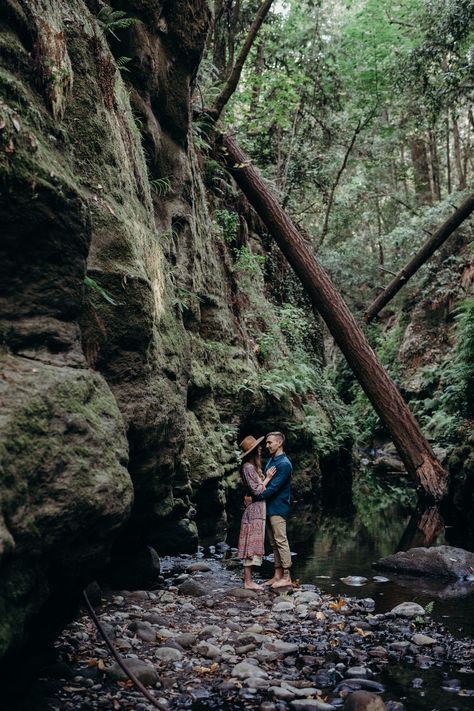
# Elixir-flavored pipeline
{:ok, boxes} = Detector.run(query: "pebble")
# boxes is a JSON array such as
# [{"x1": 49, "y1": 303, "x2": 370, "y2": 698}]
[
  {"x1": 273, "y1": 600, "x2": 295, "y2": 612},
  {"x1": 232, "y1": 661, "x2": 268, "y2": 679},
  {"x1": 155, "y1": 646, "x2": 183, "y2": 661},
  {"x1": 187, "y1": 562, "x2": 212, "y2": 573},
  {"x1": 343, "y1": 691, "x2": 387, "y2": 709},
  {"x1": 411, "y1": 633, "x2": 436, "y2": 646},
  {"x1": 227, "y1": 587, "x2": 259, "y2": 599},
  {"x1": 291, "y1": 700, "x2": 336, "y2": 710},
  {"x1": 178, "y1": 579, "x2": 209, "y2": 597},
  {"x1": 104, "y1": 659, "x2": 158, "y2": 685},
  {"x1": 390, "y1": 602, "x2": 425, "y2": 618},
  {"x1": 340, "y1": 576, "x2": 368, "y2": 586},
  {"x1": 196, "y1": 641, "x2": 221, "y2": 659}
]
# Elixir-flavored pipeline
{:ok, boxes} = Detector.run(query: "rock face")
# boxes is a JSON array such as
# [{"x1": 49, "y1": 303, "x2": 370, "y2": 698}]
[
  {"x1": 0, "y1": 0, "x2": 351, "y2": 666},
  {"x1": 374, "y1": 545, "x2": 474, "y2": 580}
]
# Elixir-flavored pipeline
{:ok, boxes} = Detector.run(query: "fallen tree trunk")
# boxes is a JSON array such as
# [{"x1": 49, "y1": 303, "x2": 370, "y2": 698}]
[
  {"x1": 217, "y1": 131, "x2": 447, "y2": 501},
  {"x1": 365, "y1": 192, "x2": 474, "y2": 321}
]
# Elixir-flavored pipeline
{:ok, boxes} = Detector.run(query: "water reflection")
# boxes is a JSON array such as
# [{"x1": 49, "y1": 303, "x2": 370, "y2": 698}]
[{"x1": 287, "y1": 473, "x2": 474, "y2": 637}]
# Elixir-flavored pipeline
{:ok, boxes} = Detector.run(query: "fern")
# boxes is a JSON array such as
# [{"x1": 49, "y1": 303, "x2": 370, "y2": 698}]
[
  {"x1": 98, "y1": 6, "x2": 141, "y2": 41},
  {"x1": 116, "y1": 56, "x2": 132, "y2": 73},
  {"x1": 84, "y1": 276, "x2": 118, "y2": 306},
  {"x1": 150, "y1": 177, "x2": 172, "y2": 196}
]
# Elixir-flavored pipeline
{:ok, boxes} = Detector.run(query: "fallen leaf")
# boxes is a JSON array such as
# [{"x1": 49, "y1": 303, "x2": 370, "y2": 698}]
[
  {"x1": 354, "y1": 627, "x2": 373, "y2": 638},
  {"x1": 329, "y1": 598, "x2": 348, "y2": 611},
  {"x1": 5, "y1": 138, "x2": 15, "y2": 154},
  {"x1": 84, "y1": 657, "x2": 99, "y2": 666}
]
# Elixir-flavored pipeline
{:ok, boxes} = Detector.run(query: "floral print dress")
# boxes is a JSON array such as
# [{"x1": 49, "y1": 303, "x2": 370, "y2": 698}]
[{"x1": 237, "y1": 462, "x2": 266, "y2": 559}]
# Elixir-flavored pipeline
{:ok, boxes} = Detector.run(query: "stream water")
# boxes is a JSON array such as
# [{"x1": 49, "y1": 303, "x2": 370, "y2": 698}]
[{"x1": 222, "y1": 467, "x2": 474, "y2": 710}]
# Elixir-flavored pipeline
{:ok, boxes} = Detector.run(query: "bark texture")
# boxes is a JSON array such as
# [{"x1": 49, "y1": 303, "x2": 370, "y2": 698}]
[
  {"x1": 218, "y1": 132, "x2": 447, "y2": 501},
  {"x1": 365, "y1": 192, "x2": 474, "y2": 321}
]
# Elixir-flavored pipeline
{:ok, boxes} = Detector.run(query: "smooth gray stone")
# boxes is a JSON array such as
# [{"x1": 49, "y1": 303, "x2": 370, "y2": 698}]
[
  {"x1": 155, "y1": 646, "x2": 183, "y2": 661},
  {"x1": 343, "y1": 691, "x2": 387, "y2": 710},
  {"x1": 232, "y1": 661, "x2": 268, "y2": 679},
  {"x1": 389, "y1": 602, "x2": 425, "y2": 618},
  {"x1": 105, "y1": 659, "x2": 158, "y2": 685}
]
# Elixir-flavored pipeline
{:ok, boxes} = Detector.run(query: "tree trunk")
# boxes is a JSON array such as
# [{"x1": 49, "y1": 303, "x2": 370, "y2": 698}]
[
  {"x1": 249, "y1": 39, "x2": 265, "y2": 118},
  {"x1": 428, "y1": 128, "x2": 441, "y2": 201},
  {"x1": 212, "y1": 0, "x2": 227, "y2": 77},
  {"x1": 217, "y1": 132, "x2": 447, "y2": 501},
  {"x1": 213, "y1": 0, "x2": 274, "y2": 120},
  {"x1": 411, "y1": 135, "x2": 432, "y2": 205},
  {"x1": 365, "y1": 192, "x2": 474, "y2": 321},
  {"x1": 446, "y1": 114, "x2": 452, "y2": 194},
  {"x1": 452, "y1": 114, "x2": 466, "y2": 190}
]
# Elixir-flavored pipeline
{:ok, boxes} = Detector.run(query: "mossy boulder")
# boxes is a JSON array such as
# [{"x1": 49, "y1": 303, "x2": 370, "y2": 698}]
[{"x1": 0, "y1": 353, "x2": 132, "y2": 660}]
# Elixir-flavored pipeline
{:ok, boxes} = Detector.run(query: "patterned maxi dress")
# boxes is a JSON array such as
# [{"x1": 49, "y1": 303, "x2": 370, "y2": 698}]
[{"x1": 237, "y1": 462, "x2": 266, "y2": 560}]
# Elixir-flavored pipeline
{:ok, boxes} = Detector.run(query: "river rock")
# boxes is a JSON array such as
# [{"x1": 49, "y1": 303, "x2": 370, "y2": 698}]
[
  {"x1": 411, "y1": 634, "x2": 436, "y2": 646},
  {"x1": 232, "y1": 661, "x2": 268, "y2": 679},
  {"x1": 343, "y1": 690, "x2": 387, "y2": 710},
  {"x1": 273, "y1": 600, "x2": 295, "y2": 612},
  {"x1": 174, "y1": 633, "x2": 197, "y2": 648},
  {"x1": 340, "y1": 576, "x2": 368, "y2": 586},
  {"x1": 105, "y1": 659, "x2": 158, "y2": 685},
  {"x1": 373, "y1": 546, "x2": 474, "y2": 580},
  {"x1": 264, "y1": 639, "x2": 299, "y2": 655},
  {"x1": 291, "y1": 700, "x2": 335, "y2": 710},
  {"x1": 156, "y1": 646, "x2": 183, "y2": 661},
  {"x1": 128, "y1": 620, "x2": 156, "y2": 643},
  {"x1": 196, "y1": 641, "x2": 221, "y2": 659},
  {"x1": 178, "y1": 579, "x2": 209, "y2": 597},
  {"x1": 227, "y1": 587, "x2": 259, "y2": 599},
  {"x1": 389, "y1": 602, "x2": 425, "y2": 618},
  {"x1": 346, "y1": 666, "x2": 369, "y2": 678},
  {"x1": 186, "y1": 562, "x2": 212, "y2": 573},
  {"x1": 270, "y1": 686, "x2": 296, "y2": 701},
  {"x1": 297, "y1": 591, "x2": 322, "y2": 604}
]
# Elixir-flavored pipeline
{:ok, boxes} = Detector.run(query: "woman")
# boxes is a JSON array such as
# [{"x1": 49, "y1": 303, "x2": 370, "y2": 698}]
[{"x1": 237, "y1": 435, "x2": 276, "y2": 590}]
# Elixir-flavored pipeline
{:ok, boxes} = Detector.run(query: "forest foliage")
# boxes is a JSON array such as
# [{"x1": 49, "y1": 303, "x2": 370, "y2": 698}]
[{"x1": 195, "y1": 0, "x2": 474, "y2": 449}]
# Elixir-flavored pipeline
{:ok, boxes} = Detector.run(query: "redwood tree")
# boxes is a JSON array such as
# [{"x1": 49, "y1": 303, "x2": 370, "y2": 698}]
[
  {"x1": 217, "y1": 131, "x2": 447, "y2": 501},
  {"x1": 365, "y1": 192, "x2": 474, "y2": 321}
]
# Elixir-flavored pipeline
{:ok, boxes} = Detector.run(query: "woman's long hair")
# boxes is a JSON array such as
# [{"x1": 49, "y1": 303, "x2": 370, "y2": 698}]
[{"x1": 240, "y1": 447, "x2": 262, "y2": 481}]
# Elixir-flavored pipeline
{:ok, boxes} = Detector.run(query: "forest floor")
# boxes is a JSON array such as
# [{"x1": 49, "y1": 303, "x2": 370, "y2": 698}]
[{"x1": 17, "y1": 554, "x2": 474, "y2": 711}]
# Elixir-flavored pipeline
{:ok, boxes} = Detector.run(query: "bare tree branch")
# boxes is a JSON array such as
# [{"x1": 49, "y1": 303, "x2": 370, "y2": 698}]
[{"x1": 212, "y1": 0, "x2": 274, "y2": 120}]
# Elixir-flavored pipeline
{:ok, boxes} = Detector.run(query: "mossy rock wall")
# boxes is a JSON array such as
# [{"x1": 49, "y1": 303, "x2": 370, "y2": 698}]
[{"x1": 0, "y1": 0, "x2": 352, "y2": 663}]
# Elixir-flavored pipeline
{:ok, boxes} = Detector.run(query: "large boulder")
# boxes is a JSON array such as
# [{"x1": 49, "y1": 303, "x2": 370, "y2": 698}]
[{"x1": 374, "y1": 545, "x2": 474, "y2": 580}]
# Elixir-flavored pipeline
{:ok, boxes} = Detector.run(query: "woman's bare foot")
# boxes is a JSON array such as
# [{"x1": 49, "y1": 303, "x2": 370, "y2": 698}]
[{"x1": 244, "y1": 581, "x2": 263, "y2": 590}]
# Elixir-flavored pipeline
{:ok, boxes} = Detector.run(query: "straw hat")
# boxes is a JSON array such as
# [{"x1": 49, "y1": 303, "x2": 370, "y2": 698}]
[{"x1": 239, "y1": 435, "x2": 264, "y2": 458}]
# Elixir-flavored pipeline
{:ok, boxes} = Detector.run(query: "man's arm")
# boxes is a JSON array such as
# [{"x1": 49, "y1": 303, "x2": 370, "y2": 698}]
[{"x1": 252, "y1": 461, "x2": 292, "y2": 501}]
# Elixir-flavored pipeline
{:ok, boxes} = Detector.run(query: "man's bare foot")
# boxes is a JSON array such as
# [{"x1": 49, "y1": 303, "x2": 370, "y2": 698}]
[
  {"x1": 271, "y1": 575, "x2": 292, "y2": 589},
  {"x1": 263, "y1": 576, "x2": 281, "y2": 586},
  {"x1": 244, "y1": 581, "x2": 263, "y2": 590}
]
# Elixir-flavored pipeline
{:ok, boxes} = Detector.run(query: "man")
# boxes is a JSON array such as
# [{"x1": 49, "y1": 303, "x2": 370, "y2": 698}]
[{"x1": 246, "y1": 431, "x2": 293, "y2": 589}]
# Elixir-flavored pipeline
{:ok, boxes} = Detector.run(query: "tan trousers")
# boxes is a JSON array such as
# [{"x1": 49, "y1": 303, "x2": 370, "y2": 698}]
[
  {"x1": 267, "y1": 515, "x2": 291, "y2": 569},
  {"x1": 243, "y1": 554, "x2": 263, "y2": 567}
]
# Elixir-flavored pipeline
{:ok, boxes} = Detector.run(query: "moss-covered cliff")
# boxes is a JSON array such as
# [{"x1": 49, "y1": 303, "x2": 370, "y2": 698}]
[{"x1": 0, "y1": 0, "x2": 352, "y2": 665}]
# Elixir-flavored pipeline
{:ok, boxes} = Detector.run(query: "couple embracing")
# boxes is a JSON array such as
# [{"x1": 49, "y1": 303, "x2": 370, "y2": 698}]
[{"x1": 237, "y1": 431, "x2": 293, "y2": 590}]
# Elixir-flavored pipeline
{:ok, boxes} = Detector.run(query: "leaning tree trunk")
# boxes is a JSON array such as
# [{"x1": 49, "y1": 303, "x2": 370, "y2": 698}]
[
  {"x1": 217, "y1": 132, "x2": 447, "y2": 501},
  {"x1": 365, "y1": 192, "x2": 474, "y2": 321}
]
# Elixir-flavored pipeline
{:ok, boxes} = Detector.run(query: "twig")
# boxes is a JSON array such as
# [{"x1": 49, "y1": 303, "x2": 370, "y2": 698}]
[{"x1": 82, "y1": 590, "x2": 168, "y2": 711}]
